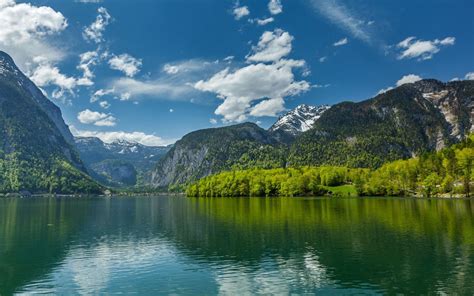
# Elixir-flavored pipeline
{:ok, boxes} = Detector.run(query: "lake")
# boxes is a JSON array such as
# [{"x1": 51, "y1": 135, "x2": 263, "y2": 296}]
[{"x1": 0, "y1": 196, "x2": 473, "y2": 295}]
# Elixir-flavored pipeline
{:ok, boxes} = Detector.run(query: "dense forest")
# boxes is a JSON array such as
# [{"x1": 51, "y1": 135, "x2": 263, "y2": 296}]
[{"x1": 187, "y1": 134, "x2": 474, "y2": 198}]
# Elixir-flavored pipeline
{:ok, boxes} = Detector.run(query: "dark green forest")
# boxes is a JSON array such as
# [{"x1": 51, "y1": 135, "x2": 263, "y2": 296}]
[{"x1": 187, "y1": 134, "x2": 474, "y2": 198}]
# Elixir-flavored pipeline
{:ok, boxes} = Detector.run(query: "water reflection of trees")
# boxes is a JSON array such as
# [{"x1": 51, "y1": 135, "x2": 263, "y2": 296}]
[{"x1": 1, "y1": 197, "x2": 473, "y2": 294}]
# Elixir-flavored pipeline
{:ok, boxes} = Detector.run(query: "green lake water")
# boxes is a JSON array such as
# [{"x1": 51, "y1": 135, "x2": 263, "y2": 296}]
[{"x1": 0, "y1": 196, "x2": 473, "y2": 295}]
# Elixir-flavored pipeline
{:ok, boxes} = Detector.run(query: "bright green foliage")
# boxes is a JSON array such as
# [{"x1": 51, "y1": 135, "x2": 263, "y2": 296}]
[
  {"x1": 187, "y1": 135, "x2": 474, "y2": 198},
  {"x1": 186, "y1": 166, "x2": 362, "y2": 197}
]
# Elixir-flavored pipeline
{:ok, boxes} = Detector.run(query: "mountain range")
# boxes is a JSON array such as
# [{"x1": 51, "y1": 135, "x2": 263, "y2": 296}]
[
  {"x1": 149, "y1": 79, "x2": 474, "y2": 187},
  {"x1": 0, "y1": 50, "x2": 472, "y2": 193},
  {"x1": 75, "y1": 137, "x2": 170, "y2": 187}
]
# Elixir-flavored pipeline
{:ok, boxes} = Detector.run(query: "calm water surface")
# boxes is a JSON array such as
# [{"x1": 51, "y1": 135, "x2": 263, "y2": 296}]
[{"x1": 0, "y1": 196, "x2": 473, "y2": 295}]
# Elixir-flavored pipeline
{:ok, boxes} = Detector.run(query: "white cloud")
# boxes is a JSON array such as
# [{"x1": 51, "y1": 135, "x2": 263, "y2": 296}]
[
  {"x1": 108, "y1": 53, "x2": 142, "y2": 77},
  {"x1": 99, "y1": 100, "x2": 110, "y2": 109},
  {"x1": 333, "y1": 37, "x2": 348, "y2": 47},
  {"x1": 376, "y1": 74, "x2": 423, "y2": 95},
  {"x1": 465, "y1": 72, "x2": 474, "y2": 80},
  {"x1": 209, "y1": 118, "x2": 218, "y2": 124},
  {"x1": 376, "y1": 86, "x2": 394, "y2": 95},
  {"x1": 111, "y1": 77, "x2": 192, "y2": 100},
  {"x1": 91, "y1": 88, "x2": 114, "y2": 102},
  {"x1": 83, "y1": 7, "x2": 111, "y2": 43},
  {"x1": 29, "y1": 58, "x2": 93, "y2": 101},
  {"x1": 169, "y1": 108, "x2": 174, "y2": 113},
  {"x1": 268, "y1": 0, "x2": 283, "y2": 15},
  {"x1": 249, "y1": 97, "x2": 285, "y2": 117},
  {"x1": 194, "y1": 59, "x2": 310, "y2": 122},
  {"x1": 162, "y1": 59, "x2": 214, "y2": 75},
  {"x1": 319, "y1": 56, "x2": 327, "y2": 63},
  {"x1": 77, "y1": 109, "x2": 116, "y2": 126},
  {"x1": 223, "y1": 56, "x2": 234, "y2": 62},
  {"x1": 246, "y1": 29, "x2": 293, "y2": 63},
  {"x1": 233, "y1": 5, "x2": 249, "y2": 20},
  {"x1": 75, "y1": 50, "x2": 102, "y2": 86},
  {"x1": 163, "y1": 64, "x2": 179, "y2": 74},
  {"x1": 0, "y1": 0, "x2": 68, "y2": 70},
  {"x1": 310, "y1": 0, "x2": 372, "y2": 44},
  {"x1": 252, "y1": 17, "x2": 274, "y2": 26},
  {"x1": 396, "y1": 74, "x2": 422, "y2": 86},
  {"x1": 70, "y1": 126, "x2": 175, "y2": 146},
  {"x1": 397, "y1": 36, "x2": 455, "y2": 60}
]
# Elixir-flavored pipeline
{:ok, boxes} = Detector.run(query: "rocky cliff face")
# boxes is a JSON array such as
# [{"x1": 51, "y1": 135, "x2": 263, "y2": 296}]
[{"x1": 149, "y1": 123, "x2": 283, "y2": 187}]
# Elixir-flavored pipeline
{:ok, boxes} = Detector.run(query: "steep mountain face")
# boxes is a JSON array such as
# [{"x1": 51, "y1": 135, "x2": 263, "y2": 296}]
[
  {"x1": 149, "y1": 123, "x2": 286, "y2": 187},
  {"x1": 148, "y1": 79, "x2": 473, "y2": 187},
  {"x1": 289, "y1": 79, "x2": 474, "y2": 168},
  {"x1": 75, "y1": 137, "x2": 170, "y2": 186},
  {"x1": 0, "y1": 52, "x2": 75, "y2": 145},
  {"x1": 0, "y1": 51, "x2": 101, "y2": 193},
  {"x1": 269, "y1": 104, "x2": 331, "y2": 139}
]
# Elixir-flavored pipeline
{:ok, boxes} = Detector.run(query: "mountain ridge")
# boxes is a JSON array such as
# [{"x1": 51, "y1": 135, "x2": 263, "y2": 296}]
[
  {"x1": 0, "y1": 51, "x2": 101, "y2": 193},
  {"x1": 148, "y1": 78, "x2": 474, "y2": 187}
]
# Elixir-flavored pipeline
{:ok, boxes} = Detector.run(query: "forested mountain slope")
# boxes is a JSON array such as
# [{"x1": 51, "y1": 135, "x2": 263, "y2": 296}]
[
  {"x1": 149, "y1": 123, "x2": 287, "y2": 187},
  {"x1": 0, "y1": 51, "x2": 101, "y2": 194},
  {"x1": 288, "y1": 79, "x2": 474, "y2": 168}
]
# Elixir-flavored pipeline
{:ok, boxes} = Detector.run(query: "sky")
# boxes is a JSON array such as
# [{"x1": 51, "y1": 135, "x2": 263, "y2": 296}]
[{"x1": 0, "y1": 0, "x2": 473, "y2": 146}]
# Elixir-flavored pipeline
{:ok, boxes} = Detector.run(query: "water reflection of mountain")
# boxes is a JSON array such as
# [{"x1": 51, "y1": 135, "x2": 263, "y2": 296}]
[{"x1": 1, "y1": 197, "x2": 473, "y2": 294}]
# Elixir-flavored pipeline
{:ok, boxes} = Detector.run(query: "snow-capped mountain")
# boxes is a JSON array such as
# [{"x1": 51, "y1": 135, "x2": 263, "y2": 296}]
[
  {"x1": 74, "y1": 137, "x2": 171, "y2": 186},
  {"x1": 269, "y1": 104, "x2": 331, "y2": 136}
]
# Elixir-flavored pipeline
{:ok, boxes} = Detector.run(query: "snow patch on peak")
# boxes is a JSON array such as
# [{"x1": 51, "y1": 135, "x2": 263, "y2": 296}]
[{"x1": 269, "y1": 104, "x2": 331, "y2": 135}]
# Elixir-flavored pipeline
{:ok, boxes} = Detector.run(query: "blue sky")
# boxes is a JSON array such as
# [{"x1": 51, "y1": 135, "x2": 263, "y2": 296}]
[{"x1": 1, "y1": 0, "x2": 473, "y2": 145}]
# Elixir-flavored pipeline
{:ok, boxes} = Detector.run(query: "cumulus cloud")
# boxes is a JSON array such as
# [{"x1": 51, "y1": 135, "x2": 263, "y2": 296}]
[
  {"x1": 194, "y1": 59, "x2": 310, "y2": 122},
  {"x1": 310, "y1": 0, "x2": 372, "y2": 44},
  {"x1": 83, "y1": 7, "x2": 111, "y2": 43},
  {"x1": 246, "y1": 29, "x2": 293, "y2": 63},
  {"x1": 108, "y1": 53, "x2": 142, "y2": 77},
  {"x1": 319, "y1": 56, "x2": 327, "y2": 63},
  {"x1": 333, "y1": 37, "x2": 348, "y2": 47},
  {"x1": 209, "y1": 118, "x2": 218, "y2": 124},
  {"x1": 77, "y1": 109, "x2": 116, "y2": 126},
  {"x1": 397, "y1": 36, "x2": 455, "y2": 60},
  {"x1": 465, "y1": 72, "x2": 474, "y2": 80},
  {"x1": 29, "y1": 58, "x2": 94, "y2": 101},
  {"x1": 0, "y1": 0, "x2": 68, "y2": 69},
  {"x1": 70, "y1": 126, "x2": 175, "y2": 146},
  {"x1": 249, "y1": 97, "x2": 285, "y2": 117},
  {"x1": 233, "y1": 5, "x2": 249, "y2": 20},
  {"x1": 396, "y1": 74, "x2": 422, "y2": 86},
  {"x1": 268, "y1": 0, "x2": 283, "y2": 15}
]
